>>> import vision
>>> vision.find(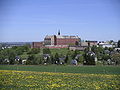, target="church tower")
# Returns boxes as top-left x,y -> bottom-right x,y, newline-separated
58,30 -> 60,35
